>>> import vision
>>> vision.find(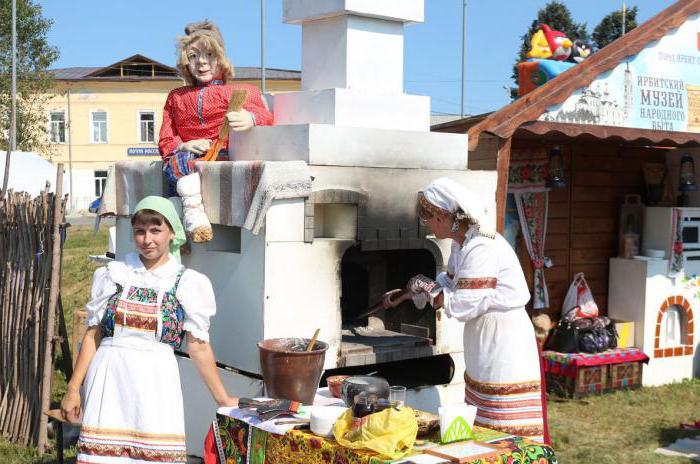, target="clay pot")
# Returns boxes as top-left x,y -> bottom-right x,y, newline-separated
326,375 -> 351,398
258,338 -> 329,405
